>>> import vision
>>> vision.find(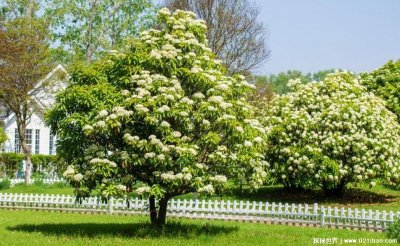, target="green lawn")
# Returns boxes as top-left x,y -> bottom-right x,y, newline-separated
1,182 -> 74,195
1,183 -> 400,212
0,209 -> 393,246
